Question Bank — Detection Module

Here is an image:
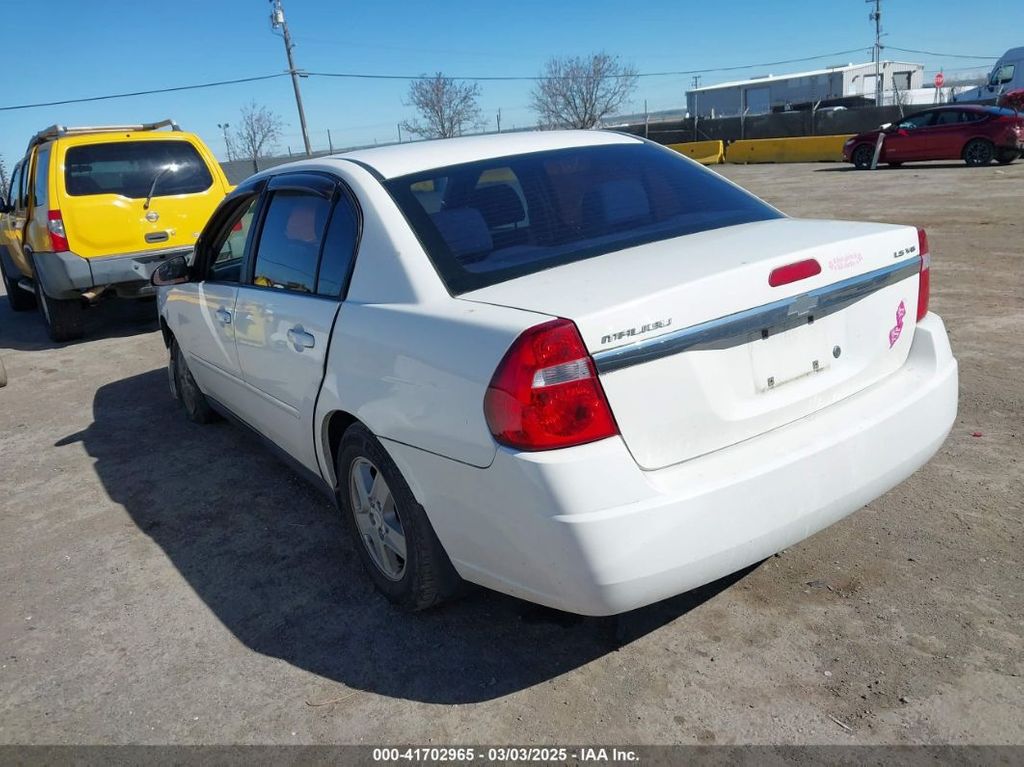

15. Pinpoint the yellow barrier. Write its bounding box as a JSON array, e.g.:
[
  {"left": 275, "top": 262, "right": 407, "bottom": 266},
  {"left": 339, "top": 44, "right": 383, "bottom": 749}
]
[
  {"left": 725, "top": 135, "right": 855, "bottom": 164},
  {"left": 666, "top": 140, "right": 725, "bottom": 165}
]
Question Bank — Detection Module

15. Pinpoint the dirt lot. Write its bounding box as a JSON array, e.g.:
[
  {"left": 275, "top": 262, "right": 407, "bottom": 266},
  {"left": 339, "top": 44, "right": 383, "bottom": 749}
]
[{"left": 1, "top": 160, "right": 1021, "bottom": 746}]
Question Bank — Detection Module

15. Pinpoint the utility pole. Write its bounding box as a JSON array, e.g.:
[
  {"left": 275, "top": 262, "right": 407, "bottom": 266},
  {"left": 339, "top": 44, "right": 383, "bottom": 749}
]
[
  {"left": 690, "top": 75, "right": 701, "bottom": 141},
  {"left": 867, "top": 0, "right": 883, "bottom": 106},
  {"left": 270, "top": 0, "right": 312, "bottom": 156},
  {"left": 496, "top": 108, "right": 502, "bottom": 133},
  {"left": 217, "top": 122, "right": 232, "bottom": 161}
]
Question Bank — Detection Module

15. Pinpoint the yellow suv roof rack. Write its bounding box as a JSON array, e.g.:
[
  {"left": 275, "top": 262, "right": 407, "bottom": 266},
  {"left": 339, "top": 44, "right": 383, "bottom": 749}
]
[{"left": 27, "top": 119, "right": 181, "bottom": 150}]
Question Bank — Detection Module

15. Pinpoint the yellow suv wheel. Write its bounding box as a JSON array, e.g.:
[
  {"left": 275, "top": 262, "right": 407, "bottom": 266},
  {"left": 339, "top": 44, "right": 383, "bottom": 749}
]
[
  {"left": 1, "top": 259, "right": 36, "bottom": 312},
  {"left": 33, "top": 279, "right": 83, "bottom": 342}
]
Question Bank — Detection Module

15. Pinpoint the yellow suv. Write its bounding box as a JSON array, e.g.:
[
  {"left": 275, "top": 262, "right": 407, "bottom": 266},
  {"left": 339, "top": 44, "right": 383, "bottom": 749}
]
[{"left": 0, "top": 120, "right": 231, "bottom": 340}]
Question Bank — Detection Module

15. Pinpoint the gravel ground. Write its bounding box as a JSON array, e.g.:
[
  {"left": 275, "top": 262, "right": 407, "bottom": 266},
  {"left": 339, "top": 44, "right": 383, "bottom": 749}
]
[{"left": 0, "top": 160, "right": 1021, "bottom": 746}]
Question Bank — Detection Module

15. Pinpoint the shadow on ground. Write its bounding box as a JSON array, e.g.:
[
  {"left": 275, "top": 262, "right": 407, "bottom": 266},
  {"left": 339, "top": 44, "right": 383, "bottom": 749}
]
[
  {"left": 60, "top": 368, "right": 756, "bottom": 704},
  {"left": 0, "top": 290, "right": 158, "bottom": 352}
]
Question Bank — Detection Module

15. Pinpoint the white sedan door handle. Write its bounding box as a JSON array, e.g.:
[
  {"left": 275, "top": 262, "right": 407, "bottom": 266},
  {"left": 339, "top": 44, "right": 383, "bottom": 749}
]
[
  {"left": 215, "top": 307, "right": 232, "bottom": 325},
  {"left": 287, "top": 326, "right": 315, "bottom": 350}
]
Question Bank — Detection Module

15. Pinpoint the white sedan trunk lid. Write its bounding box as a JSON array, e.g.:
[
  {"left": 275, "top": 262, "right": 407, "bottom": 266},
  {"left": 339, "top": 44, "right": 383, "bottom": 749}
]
[{"left": 462, "top": 218, "right": 924, "bottom": 470}]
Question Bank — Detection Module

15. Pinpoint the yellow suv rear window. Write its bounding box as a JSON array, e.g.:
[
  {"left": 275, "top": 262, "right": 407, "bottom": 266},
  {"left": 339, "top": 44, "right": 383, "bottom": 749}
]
[{"left": 64, "top": 140, "right": 213, "bottom": 198}]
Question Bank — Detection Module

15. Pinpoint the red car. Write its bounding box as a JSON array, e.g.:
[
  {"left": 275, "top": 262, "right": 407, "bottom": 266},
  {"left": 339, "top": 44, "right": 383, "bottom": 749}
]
[{"left": 843, "top": 105, "right": 1024, "bottom": 169}]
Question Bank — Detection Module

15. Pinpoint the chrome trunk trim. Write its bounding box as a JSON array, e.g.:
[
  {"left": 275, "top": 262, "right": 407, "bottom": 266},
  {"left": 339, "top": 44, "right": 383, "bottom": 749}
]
[{"left": 592, "top": 259, "right": 920, "bottom": 374}]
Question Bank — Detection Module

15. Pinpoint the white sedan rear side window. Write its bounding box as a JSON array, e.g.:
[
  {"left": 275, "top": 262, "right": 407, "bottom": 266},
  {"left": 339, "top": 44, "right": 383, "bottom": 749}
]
[{"left": 252, "top": 191, "right": 331, "bottom": 293}]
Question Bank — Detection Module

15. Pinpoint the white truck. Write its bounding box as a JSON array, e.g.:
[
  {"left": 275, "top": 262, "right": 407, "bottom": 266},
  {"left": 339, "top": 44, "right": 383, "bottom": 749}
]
[{"left": 955, "top": 47, "right": 1024, "bottom": 103}]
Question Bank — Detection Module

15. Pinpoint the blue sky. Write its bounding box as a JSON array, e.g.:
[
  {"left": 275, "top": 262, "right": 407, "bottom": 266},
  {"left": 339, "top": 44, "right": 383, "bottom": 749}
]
[{"left": 2, "top": 0, "right": 1020, "bottom": 165}]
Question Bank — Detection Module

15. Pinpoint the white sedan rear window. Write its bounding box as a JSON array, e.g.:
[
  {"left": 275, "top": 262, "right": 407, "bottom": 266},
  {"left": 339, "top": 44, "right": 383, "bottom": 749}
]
[{"left": 385, "top": 143, "right": 781, "bottom": 293}]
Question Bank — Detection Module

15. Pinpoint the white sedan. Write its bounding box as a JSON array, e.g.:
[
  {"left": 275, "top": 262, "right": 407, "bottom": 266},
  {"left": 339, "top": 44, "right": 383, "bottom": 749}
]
[{"left": 153, "top": 130, "right": 958, "bottom": 616}]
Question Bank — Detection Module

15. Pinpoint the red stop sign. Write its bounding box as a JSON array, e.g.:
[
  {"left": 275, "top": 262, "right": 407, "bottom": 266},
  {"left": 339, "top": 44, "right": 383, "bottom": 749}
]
[{"left": 935, "top": 72, "right": 945, "bottom": 88}]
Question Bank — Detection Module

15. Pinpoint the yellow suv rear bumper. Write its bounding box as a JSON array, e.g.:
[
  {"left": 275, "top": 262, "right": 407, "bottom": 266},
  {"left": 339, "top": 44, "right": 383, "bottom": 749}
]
[{"left": 33, "top": 247, "right": 193, "bottom": 299}]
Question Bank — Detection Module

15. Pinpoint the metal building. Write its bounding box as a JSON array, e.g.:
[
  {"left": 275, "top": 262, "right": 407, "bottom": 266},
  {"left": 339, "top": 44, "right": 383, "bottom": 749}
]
[{"left": 686, "top": 61, "right": 925, "bottom": 117}]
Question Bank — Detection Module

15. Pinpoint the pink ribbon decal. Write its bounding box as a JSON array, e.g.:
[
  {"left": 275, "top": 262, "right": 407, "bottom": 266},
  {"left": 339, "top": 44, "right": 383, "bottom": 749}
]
[{"left": 889, "top": 300, "right": 906, "bottom": 348}]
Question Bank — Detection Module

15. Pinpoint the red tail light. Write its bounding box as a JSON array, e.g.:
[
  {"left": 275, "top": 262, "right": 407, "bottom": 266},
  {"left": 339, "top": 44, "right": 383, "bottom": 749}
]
[
  {"left": 916, "top": 227, "right": 930, "bottom": 322},
  {"left": 768, "top": 258, "right": 822, "bottom": 287},
  {"left": 47, "top": 210, "right": 69, "bottom": 252},
  {"left": 483, "top": 318, "right": 618, "bottom": 451}
]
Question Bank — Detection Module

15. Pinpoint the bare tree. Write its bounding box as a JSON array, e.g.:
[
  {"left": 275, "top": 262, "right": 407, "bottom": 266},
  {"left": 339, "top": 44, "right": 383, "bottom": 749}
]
[
  {"left": 400, "top": 73, "right": 485, "bottom": 139},
  {"left": 233, "top": 102, "right": 285, "bottom": 173},
  {"left": 531, "top": 53, "right": 639, "bottom": 129},
  {"left": 0, "top": 154, "right": 9, "bottom": 195}
]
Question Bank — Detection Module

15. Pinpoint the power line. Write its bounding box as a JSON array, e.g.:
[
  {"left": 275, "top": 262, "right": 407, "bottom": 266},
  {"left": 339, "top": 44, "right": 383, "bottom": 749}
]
[
  {"left": 295, "top": 34, "right": 522, "bottom": 60},
  {"left": 0, "top": 44, "right": 995, "bottom": 115},
  {"left": 885, "top": 45, "right": 999, "bottom": 60},
  {"left": 0, "top": 73, "right": 288, "bottom": 113},
  {"left": 0, "top": 48, "right": 869, "bottom": 112},
  {"left": 308, "top": 49, "right": 870, "bottom": 81}
]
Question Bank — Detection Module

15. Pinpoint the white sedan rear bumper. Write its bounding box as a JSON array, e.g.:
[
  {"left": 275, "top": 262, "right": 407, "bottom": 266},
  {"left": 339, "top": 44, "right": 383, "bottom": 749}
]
[{"left": 385, "top": 313, "right": 958, "bottom": 616}]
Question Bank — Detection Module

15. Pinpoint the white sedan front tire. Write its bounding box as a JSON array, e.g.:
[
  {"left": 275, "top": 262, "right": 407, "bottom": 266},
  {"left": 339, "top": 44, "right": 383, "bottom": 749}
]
[{"left": 170, "top": 338, "right": 218, "bottom": 424}]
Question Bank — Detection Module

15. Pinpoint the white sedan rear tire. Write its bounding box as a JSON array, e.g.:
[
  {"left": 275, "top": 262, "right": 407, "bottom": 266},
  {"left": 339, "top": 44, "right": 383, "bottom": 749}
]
[{"left": 336, "top": 423, "right": 463, "bottom": 610}]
